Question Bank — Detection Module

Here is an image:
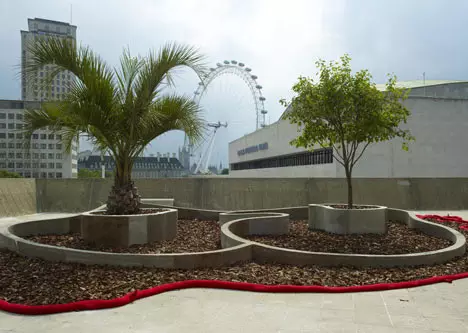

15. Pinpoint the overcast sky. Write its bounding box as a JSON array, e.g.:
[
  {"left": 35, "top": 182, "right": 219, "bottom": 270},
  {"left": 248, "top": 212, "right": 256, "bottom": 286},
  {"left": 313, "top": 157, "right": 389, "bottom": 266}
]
[{"left": 1, "top": 0, "right": 467, "bottom": 167}]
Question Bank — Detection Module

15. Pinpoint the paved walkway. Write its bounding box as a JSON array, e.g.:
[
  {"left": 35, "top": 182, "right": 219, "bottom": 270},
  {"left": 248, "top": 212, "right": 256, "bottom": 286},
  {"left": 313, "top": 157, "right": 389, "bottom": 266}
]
[{"left": 1, "top": 210, "right": 468, "bottom": 332}]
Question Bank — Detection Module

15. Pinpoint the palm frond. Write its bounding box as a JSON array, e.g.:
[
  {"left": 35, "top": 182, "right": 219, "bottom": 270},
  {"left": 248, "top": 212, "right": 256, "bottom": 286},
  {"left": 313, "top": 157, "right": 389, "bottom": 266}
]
[{"left": 131, "top": 94, "right": 205, "bottom": 158}]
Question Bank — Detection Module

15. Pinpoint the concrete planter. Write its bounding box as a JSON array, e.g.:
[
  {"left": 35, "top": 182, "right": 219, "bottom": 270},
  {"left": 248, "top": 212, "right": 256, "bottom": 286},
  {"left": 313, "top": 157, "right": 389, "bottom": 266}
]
[
  {"left": 309, "top": 204, "right": 387, "bottom": 234},
  {"left": 81, "top": 208, "right": 178, "bottom": 247}
]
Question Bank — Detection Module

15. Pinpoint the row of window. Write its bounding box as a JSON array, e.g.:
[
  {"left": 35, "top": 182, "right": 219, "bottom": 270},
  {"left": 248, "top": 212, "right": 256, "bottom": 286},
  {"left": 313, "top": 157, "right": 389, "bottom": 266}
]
[
  {"left": 0, "top": 142, "right": 62, "bottom": 150},
  {"left": 0, "top": 152, "right": 62, "bottom": 160},
  {"left": 0, "top": 113, "right": 23, "bottom": 120},
  {"left": 2, "top": 171, "right": 63, "bottom": 179},
  {"left": 0, "top": 130, "right": 63, "bottom": 141},
  {"left": 0, "top": 123, "right": 23, "bottom": 129},
  {"left": 231, "top": 148, "right": 334, "bottom": 171},
  {"left": 0, "top": 162, "right": 62, "bottom": 169}
]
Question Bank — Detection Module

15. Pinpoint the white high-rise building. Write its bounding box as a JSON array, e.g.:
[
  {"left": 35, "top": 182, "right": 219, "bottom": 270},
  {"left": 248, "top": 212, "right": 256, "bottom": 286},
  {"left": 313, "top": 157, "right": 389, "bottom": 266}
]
[{"left": 15, "top": 18, "right": 78, "bottom": 178}]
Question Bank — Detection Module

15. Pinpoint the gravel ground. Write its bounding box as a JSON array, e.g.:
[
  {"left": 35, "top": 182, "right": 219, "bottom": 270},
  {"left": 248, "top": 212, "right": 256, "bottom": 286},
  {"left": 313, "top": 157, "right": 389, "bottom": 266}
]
[
  {"left": 247, "top": 220, "right": 452, "bottom": 254},
  {"left": 25, "top": 220, "right": 220, "bottom": 253},
  {"left": 0, "top": 217, "right": 466, "bottom": 306}
]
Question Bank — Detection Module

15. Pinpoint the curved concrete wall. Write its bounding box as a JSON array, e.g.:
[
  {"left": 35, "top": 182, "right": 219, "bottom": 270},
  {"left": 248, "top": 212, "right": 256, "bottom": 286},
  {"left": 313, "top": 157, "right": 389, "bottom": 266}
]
[
  {"left": 308, "top": 204, "right": 387, "bottom": 234},
  {"left": 1, "top": 206, "right": 465, "bottom": 269}
]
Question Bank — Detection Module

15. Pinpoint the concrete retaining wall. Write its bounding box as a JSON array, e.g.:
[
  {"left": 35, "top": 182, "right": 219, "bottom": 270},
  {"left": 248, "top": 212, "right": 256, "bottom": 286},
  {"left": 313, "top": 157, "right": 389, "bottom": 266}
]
[
  {"left": 35, "top": 178, "right": 468, "bottom": 213},
  {"left": 0, "top": 179, "right": 36, "bottom": 217},
  {"left": 2, "top": 207, "right": 464, "bottom": 269}
]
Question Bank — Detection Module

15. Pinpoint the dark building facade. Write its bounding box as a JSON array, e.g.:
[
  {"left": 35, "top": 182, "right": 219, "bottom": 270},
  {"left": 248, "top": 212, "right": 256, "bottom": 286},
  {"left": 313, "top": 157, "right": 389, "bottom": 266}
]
[{"left": 78, "top": 154, "right": 186, "bottom": 178}]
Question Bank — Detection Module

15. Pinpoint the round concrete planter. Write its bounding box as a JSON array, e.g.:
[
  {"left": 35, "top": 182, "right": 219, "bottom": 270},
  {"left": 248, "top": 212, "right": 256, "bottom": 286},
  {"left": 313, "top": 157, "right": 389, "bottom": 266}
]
[
  {"left": 308, "top": 204, "right": 387, "bottom": 234},
  {"left": 81, "top": 208, "right": 178, "bottom": 247}
]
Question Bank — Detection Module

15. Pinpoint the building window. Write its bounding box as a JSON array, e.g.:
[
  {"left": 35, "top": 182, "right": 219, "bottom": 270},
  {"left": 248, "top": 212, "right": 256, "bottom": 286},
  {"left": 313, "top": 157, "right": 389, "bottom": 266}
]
[
  {"left": 8, "top": 152, "right": 14, "bottom": 159},
  {"left": 8, "top": 162, "right": 14, "bottom": 168},
  {"left": 40, "top": 143, "right": 46, "bottom": 149},
  {"left": 56, "top": 134, "right": 62, "bottom": 140},
  {"left": 56, "top": 144, "right": 62, "bottom": 150},
  {"left": 48, "top": 163, "right": 54, "bottom": 169},
  {"left": 8, "top": 133, "right": 14, "bottom": 139},
  {"left": 0, "top": 133, "right": 5, "bottom": 139},
  {"left": 40, "top": 163, "right": 47, "bottom": 169},
  {"left": 0, "top": 113, "right": 5, "bottom": 119},
  {"left": 230, "top": 148, "right": 334, "bottom": 171},
  {"left": 40, "top": 153, "right": 46, "bottom": 159},
  {"left": 0, "top": 123, "right": 5, "bottom": 129},
  {"left": 16, "top": 143, "right": 23, "bottom": 149},
  {"left": 32, "top": 133, "right": 39, "bottom": 139},
  {"left": 8, "top": 143, "right": 14, "bottom": 149},
  {"left": 8, "top": 113, "right": 14, "bottom": 119},
  {"left": 32, "top": 143, "right": 39, "bottom": 149},
  {"left": 0, "top": 152, "right": 5, "bottom": 159},
  {"left": 32, "top": 163, "right": 38, "bottom": 169},
  {"left": 48, "top": 172, "right": 54, "bottom": 178},
  {"left": 56, "top": 153, "right": 62, "bottom": 159},
  {"left": 24, "top": 162, "right": 30, "bottom": 168},
  {"left": 8, "top": 123, "right": 14, "bottom": 129},
  {"left": 48, "top": 134, "right": 54, "bottom": 140},
  {"left": 48, "top": 153, "right": 54, "bottom": 159},
  {"left": 48, "top": 144, "right": 54, "bottom": 149},
  {"left": 15, "top": 124, "right": 22, "bottom": 129},
  {"left": 16, "top": 133, "right": 23, "bottom": 139},
  {"left": 16, "top": 114, "right": 23, "bottom": 120},
  {"left": 25, "top": 153, "right": 30, "bottom": 159},
  {"left": 0, "top": 162, "right": 5, "bottom": 168},
  {"left": 33, "top": 153, "right": 39, "bottom": 159},
  {"left": 16, "top": 153, "right": 22, "bottom": 158},
  {"left": 56, "top": 163, "right": 62, "bottom": 169},
  {"left": 16, "top": 162, "right": 23, "bottom": 169},
  {"left": 56, "top": 172, "right": 62, "bottom": 178},
  {"left": 1, "top": 143, "right": 7, "bottom": 148},
  {"left": 40, "top": 172, "right": 47, "bottom": 178},
  {"left": 40, "top": 134, "right": 46, "bottom": 139}
]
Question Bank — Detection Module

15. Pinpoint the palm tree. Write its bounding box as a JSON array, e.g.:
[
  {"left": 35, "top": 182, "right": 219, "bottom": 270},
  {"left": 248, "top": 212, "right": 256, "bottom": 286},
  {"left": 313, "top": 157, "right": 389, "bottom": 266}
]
[{"left": 22, "top": 38, "right": 206, "bottom": 215}]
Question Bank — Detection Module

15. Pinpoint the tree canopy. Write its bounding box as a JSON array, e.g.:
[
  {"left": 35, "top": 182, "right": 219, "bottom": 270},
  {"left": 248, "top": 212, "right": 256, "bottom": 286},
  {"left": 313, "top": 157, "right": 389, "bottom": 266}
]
[
  {"left": 281, "top": 54, "right": 414, "bottom": 207},
  {"left": 22, "top": 37, "right": 207, "bottom": 214}
]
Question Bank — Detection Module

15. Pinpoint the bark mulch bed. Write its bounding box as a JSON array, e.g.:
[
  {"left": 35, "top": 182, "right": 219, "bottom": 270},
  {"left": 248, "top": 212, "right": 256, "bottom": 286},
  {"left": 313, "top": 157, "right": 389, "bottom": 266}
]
[
  {"left": 1, "top": 218, "right": 466, "bottom": 306},
  {"left": 246, "top": 220, "right": 452, "bottom": 254},
  {"left": 25, "top": 219, "right": 220, "bottom": 254}
]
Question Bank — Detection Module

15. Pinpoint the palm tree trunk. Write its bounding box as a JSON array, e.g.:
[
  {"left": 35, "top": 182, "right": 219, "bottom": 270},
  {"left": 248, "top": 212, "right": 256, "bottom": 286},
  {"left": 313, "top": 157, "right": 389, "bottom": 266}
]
[{"left": 106, "top": 165, "right": 141, "bottom": 215}]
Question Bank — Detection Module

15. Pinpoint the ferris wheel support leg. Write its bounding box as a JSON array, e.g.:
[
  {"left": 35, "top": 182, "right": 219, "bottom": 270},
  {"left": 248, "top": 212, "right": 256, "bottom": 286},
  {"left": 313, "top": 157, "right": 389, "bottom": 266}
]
[{"left": 204, "top": 129, "right": 218, "bottom": 174}]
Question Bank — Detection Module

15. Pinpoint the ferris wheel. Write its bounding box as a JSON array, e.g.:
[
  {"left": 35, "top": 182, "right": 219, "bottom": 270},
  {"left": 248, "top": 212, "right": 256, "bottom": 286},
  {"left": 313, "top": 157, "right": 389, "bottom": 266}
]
[{"left": 182, "top": 60, "right": 268, "bottom": 172}]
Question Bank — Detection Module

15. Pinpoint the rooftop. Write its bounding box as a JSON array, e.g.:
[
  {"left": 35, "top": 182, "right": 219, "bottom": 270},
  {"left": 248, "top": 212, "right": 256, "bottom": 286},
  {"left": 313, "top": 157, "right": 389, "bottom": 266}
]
[{"left": 375, "top": 80, "right": 468, "bottom": 91}]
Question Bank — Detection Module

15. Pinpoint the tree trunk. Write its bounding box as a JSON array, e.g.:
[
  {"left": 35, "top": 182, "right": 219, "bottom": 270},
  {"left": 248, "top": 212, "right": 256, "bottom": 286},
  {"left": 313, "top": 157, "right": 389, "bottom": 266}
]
[
  {"left": 345, "top": 166, "right": 353, "bottom": 209},
  {"left": 106, "top": 176, "right": 141, "bottom": 215}
]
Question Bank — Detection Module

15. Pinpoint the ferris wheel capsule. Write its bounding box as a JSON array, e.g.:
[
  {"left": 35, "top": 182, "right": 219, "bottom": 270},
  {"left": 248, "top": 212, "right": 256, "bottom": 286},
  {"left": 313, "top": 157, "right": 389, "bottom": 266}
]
[
  {"left": 223, "top": 60, "right": 230, "bottom": 64},
  {"left": 259, "top": 96, "right": 266, "bottom": 101},
  {"left": 261, "top": 109, "right": 267, "bottom": 114},
  {"left": 251, "top": 75, "right": 258, "bottom": 80},
  {"left": 216, "top": 63, "right": 223, "bottom": 67},
  {"left": 231, "top": 60, "right": 237, "bottom": 64},
  {"left": 210, "top": 67, "right": 216, "bottom": 71},
  {"left": 238, "top": 63, "right": 245, "bottom": 67},
  {"left": 245, "top": 67, "right": 252, "bottom": 72},
  {"left": 256, "top": 85, "right": 263, "bottom": 89}
]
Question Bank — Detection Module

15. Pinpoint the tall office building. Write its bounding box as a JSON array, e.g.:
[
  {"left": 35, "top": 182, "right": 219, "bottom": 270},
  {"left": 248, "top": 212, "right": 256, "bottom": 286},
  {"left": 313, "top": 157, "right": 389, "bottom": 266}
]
[{"left": 14, "top": 18, "right": 79, "bottom": 178}]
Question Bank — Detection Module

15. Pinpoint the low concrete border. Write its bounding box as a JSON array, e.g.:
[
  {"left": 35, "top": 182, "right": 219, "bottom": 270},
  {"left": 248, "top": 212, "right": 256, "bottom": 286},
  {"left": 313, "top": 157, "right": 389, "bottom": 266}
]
[
  {"left": 309, "top": 204, "right": 387, "bottom": 234},
  {"left": 81, "top": 208, "right": 178, "bottom": 247},
  {"left": 0, "top": 205, "right": 465, "bottom": 269}
]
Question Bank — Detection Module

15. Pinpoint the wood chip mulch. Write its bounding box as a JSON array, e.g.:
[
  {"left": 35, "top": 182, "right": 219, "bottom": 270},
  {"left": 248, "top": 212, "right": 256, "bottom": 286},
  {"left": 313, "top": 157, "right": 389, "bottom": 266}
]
[
  {"left": 0, "top": 217, "right": 467, "bottom": 306},
  {"left": 246, "top": 220, "right": 452, "bottom": 254},
  {"left": 25, "top": 220, "right": 220, "bottom": 253}
]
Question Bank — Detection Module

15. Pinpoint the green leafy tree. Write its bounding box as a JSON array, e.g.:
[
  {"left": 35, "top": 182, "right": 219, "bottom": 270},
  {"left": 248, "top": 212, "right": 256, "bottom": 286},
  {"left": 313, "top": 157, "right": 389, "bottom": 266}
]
[
  {"left": 221, "top": 168, "right": 229, "bottom": 175},
  {"left": 22, "top": 38, "right": 206, "bottom": 214},
  {"left": 0, "top": 170, "right": 22, "bottom": 178},
  {"left": 281, "top": 54, "right": 413, "bottom": 208}
]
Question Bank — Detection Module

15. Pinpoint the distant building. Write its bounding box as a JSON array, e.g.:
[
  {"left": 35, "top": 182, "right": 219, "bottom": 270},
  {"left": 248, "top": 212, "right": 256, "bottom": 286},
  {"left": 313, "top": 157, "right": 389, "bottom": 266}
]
[
  {"left": 229, "top": 80, "right": 468, "bottom": 178},
  {"left": 13, "top": 17, "right": 79, "bottom": 178},
  {"left": 21, "top": 18, "right": 77, "bottom": 101},
  {"left": 78, "top": 153, "right": 186, "bottom": 178},
  {"left": 0, "top": 99, "right": 77, "bottom": 178}
]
